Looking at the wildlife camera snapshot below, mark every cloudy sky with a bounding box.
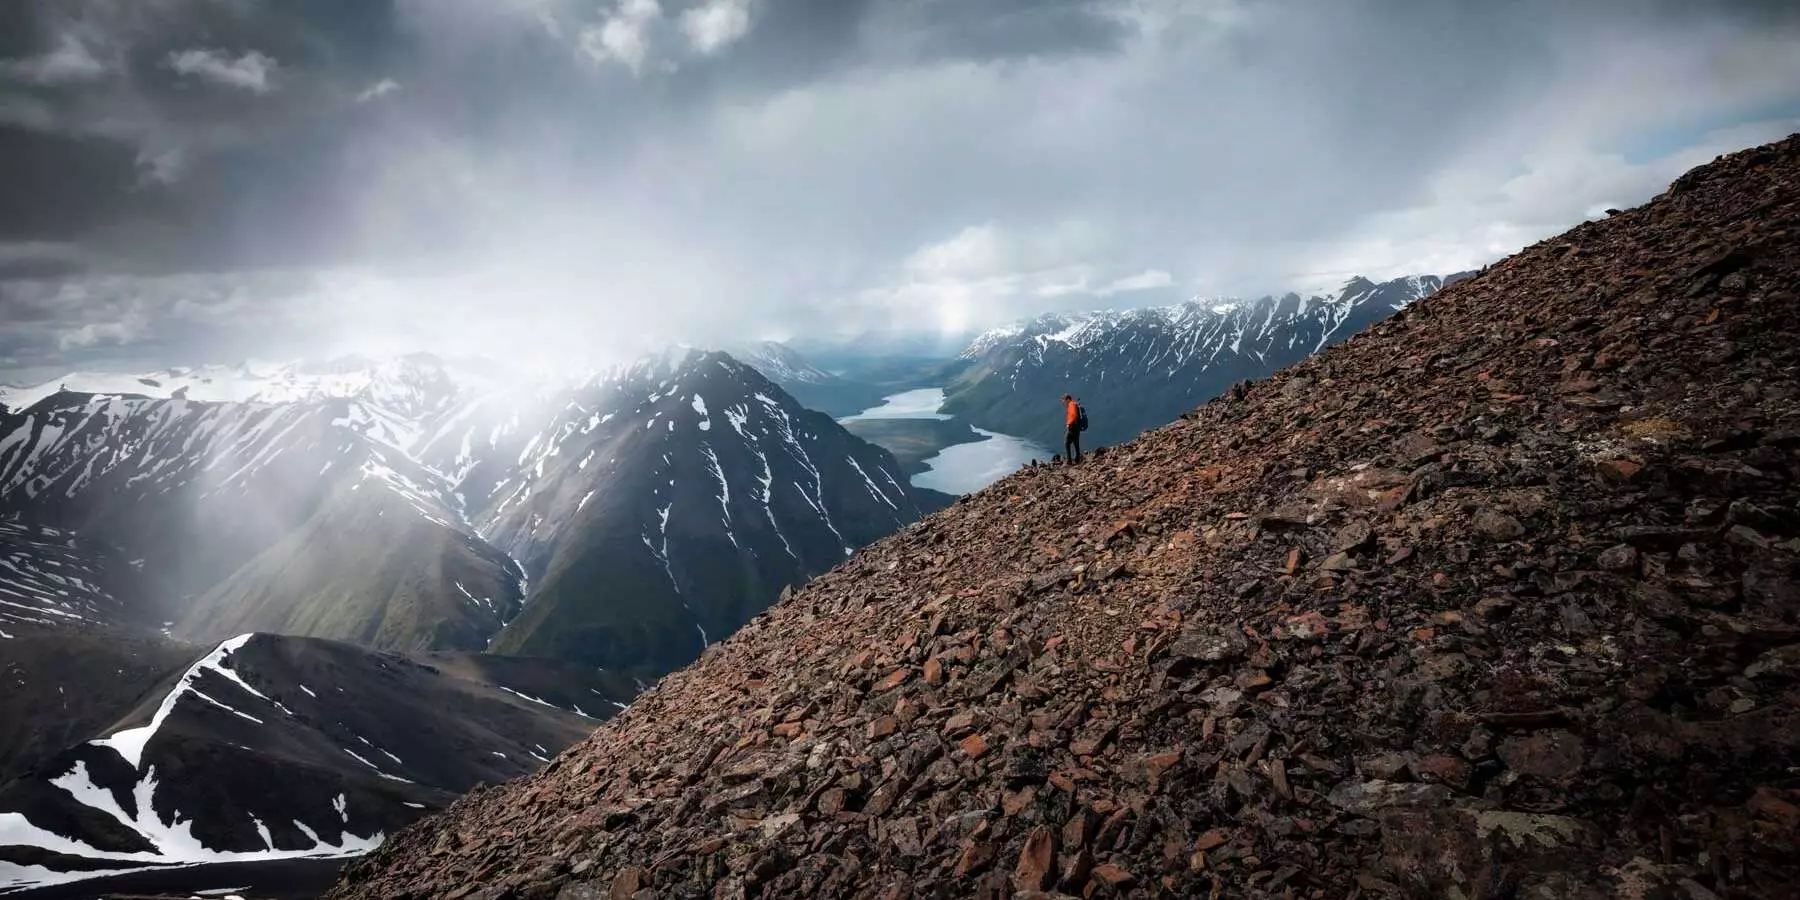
[1,0,1797,378]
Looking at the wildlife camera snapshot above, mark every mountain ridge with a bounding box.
[943,273,1468,449]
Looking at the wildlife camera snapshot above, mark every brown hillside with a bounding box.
[330,134,1800,900]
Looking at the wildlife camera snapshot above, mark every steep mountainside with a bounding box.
[944,274,1466,448]
[0,518,169,638]
[332,135,1800,900]
[0,631,635,894]
[0,392,519,652]
[731,342,887,418]
[476,350,949,678]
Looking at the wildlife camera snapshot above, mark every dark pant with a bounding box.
[1065,426,1081,462]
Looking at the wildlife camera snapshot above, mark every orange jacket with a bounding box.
[1065,397,1079,426]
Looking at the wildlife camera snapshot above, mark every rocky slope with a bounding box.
[943,274,1466,449]
[330,134,1800,900]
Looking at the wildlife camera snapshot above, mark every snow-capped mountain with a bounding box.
[942,273,1468,447]
[0,352,487,414]
[728,341,887,417]
[0,391,519,651]
[469,350,944,676]
[0,352,502,453]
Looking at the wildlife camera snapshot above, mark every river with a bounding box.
[840,388,1050,495]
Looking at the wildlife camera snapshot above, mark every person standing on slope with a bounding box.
[1063,393,1084,464]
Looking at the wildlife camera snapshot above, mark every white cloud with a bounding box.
[1,33,109,84]
[680,0,753,56]
[580,0,663,75]
[56,320,138,350]
[357,79,401,103]
[1292,117,1800,292]
[1100,269,1173,294]
[166,49,278,94]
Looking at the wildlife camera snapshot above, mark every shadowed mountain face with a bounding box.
[329,135,1800,900]
[471,351,948,678]
[0,630,633,893]
[943,274,1469,449]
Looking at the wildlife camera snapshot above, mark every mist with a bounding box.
[2,0,1798,378]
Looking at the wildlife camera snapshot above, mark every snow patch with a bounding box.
[92,634,266,770]
[0,761,383,894]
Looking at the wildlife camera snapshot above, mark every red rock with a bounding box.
[1012,826,1056,891]
[1748,787,1800,832]
[1091,863,1134,887]
[960,733,991,760]
[610,867,648,898]
[1595,456,1644,483]
[1059,847,1095,890]
[1412,753,1472,789]
[1145,750,1181,787]
[1194,829,1228,852]
[876,668,911,691]
[1002,785,1036,816]
[923,657,944,685]
[867,715,898,740]
[1061,811,1090,850]
[1278,611,1330,641]
[954,840,996,878]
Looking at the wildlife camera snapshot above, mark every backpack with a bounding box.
[1075,404,1089,432]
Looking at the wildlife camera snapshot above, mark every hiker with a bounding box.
[1062,393,1084,463]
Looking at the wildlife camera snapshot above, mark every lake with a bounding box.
[838,387,953,421]
[840,389,1050,495]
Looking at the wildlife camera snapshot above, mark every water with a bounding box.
[838,388,952,421]
[912,427,1050,495]
[842,389,1050,494]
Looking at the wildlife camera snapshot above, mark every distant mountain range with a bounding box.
[941,274,1469,448]
[0,349,940,674]
[727,342,888,417]
[0,347,943,894]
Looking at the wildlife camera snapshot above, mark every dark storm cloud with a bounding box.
[1,0,1798,376]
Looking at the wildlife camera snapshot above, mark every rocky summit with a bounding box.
[329,136,1800,899]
